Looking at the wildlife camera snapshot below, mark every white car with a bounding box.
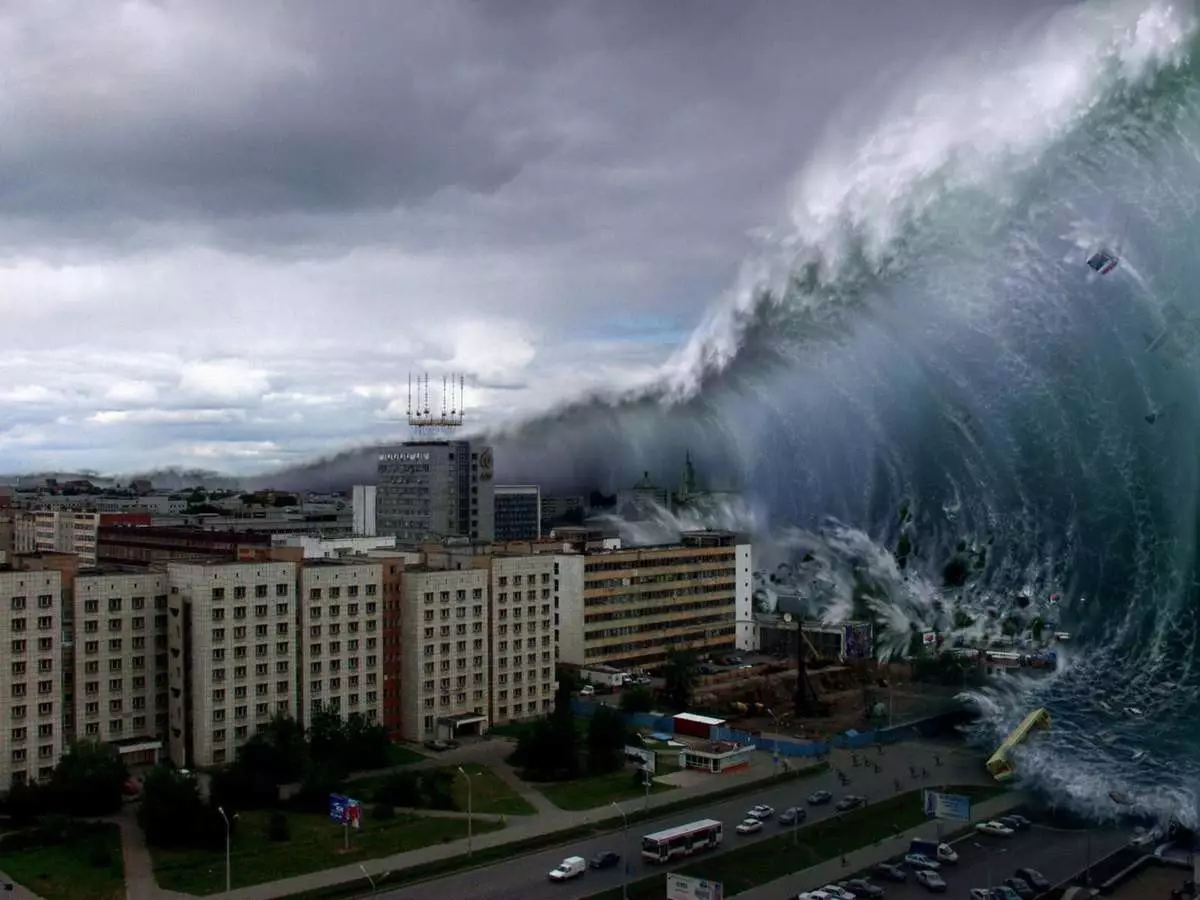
[936,842,958,863]
[579,685,595,696]
[819,885,857,900]
[903,853,940,871]
[735,818,763,835]
[975,820,1014,837]
[915,870,946,892]
[547,856,586,881]
[746,804,775,820]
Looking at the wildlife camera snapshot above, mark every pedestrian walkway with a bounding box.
[732,792,1028,900]
[0,870,45,900]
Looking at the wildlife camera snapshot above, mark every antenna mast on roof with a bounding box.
[406,371,465,439]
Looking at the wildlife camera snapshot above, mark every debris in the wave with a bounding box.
[1096,700,1114,713]
[1145,402,1176,424]
[1109,790,1133,805]
[1124,706,1144,717]
[1131,749,1148,762]
[1086,249,1119,274]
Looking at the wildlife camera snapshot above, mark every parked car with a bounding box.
[873,862,907,883]
[735,818,763,835]
[818,886,856,900]
[808,790,833,805]
[746,804,775,820]
[915,870,947,893]
[589,851,620,870]
[999,815,1030,832]
[904,853,940,871]
[1002,877,1034,899]
[1014,868,1050,891]
[975,820,1014,837]
[778,806,807,826]
[548,857,586,881]
[839,878,885,898]
[579,685,595,697]
[935,842,958,863]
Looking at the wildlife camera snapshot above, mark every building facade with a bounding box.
[0,568,64,787]
[557,531,747,672]
[98,526,274,568]
[166,561,297,768]
[74,570,169,764]
[375,441,495,544]
[352,485,377,537]
[494,485,541,541]
[28,511,101,566]
[488,554,557,726]
[398,566,490,742]
[297,560,384,727]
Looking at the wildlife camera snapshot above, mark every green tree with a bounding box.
[342,712,390,771]
[662,650,697,711]
[51,740,128,817]
[619,685,653,715]
[138,766,222,850]
[307,707,344,771]
[586,706,628,775]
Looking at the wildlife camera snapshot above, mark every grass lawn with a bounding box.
[1,823,125,900]
[350,764,536,816]
[536,769,676,811]
[152,809,504,896]
[387,743,428,766]
[585,784,1008,900]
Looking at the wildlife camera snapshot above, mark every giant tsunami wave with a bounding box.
[266,0,1200,824]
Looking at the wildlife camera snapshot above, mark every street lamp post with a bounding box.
[643,765,652,811]
[611,801,630,900]
[217,806,238,900]
[458,766,474,856]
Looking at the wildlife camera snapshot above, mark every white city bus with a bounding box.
[641,818,724,863]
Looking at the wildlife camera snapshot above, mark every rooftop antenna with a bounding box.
[407,371,466,439]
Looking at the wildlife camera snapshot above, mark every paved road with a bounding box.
[825,823,1132,900]
[384,746,983,900]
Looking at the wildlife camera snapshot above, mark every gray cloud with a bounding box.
[0,0,1075,475]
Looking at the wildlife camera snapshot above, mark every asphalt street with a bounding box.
[825,823,1133,900]
[383,745,979,900]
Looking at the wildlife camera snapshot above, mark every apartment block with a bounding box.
[488,554,557,725]
[166,561,297,768]
[494,485,541,540]
[351,485,377,537]
[361,551,412,738]
[0,568,64,787]
[29,510,101,566]
[399,566,489,742]
[74,571,169,763]
[376,441,495,544]
[297,560,383,728]
[557,531,748,672]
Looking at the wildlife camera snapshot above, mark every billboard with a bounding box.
[625,745,657,774]
[329,793,363,830]
[843,623,873,661]
[667,873,724,900]
[923,790,971,823]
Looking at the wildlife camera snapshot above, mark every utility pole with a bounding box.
[611,801,630,900]
[458,766,474,856]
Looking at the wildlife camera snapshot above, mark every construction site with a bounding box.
[689,625,967,741]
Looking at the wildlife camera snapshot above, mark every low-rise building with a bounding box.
[297,560,384,727]
[166,561,297,768]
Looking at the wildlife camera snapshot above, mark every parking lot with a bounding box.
[817,820,1133,899]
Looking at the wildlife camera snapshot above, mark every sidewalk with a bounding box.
[732,792,1028,900]
[0,870,45,900]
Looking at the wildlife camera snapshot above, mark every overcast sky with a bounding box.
[0,0,1073,476]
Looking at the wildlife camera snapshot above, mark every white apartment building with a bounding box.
[274,534,395,559]
[298,560,384,727]
[399,567,489,742]
[73,571,169,764]
[30,511,100,566]
[352,485,377,537]
[0,569,63,787]
[166,561,297,768]
[489,555,557,726]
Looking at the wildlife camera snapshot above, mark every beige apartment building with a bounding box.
[398,566,490,743]
[0,568,64,787]
[166,561,297,768]
[28,511,100,567]
[488,554,557,726]
[73,571,169,764]
[557,531,749,672]
[298,560,384,727]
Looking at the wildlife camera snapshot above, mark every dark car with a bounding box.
[589,851,620,870]
[1003,877,1034,899]
[1015,868,1050,891]
[1000,815,1031,832]
[778,806,807,826]
[841,877,885,897]
[808,790,833,805]
[874,862,908,883]
[835,794,866,812]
